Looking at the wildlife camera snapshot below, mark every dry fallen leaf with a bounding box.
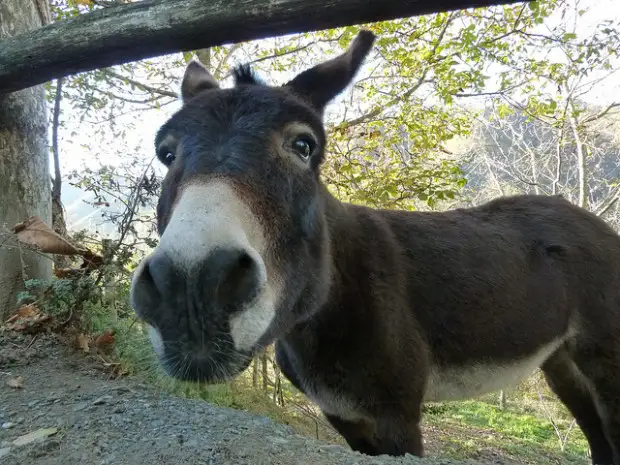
[77,333,90,354]
[5,305,38,324]
[12,216,80,255]
[94,329,116,355]
[4,305,53,334]
[7,376,24,389]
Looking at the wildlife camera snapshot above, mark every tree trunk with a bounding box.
[0,0,52,318]
[568,101,588,209]
[272,358,284,406]
[51,78,69,270]
[261,352,269,392]
[252,358,259,388]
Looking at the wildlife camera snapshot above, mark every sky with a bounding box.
[53,0,620,235]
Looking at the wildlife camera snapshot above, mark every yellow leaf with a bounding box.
[12,428,58,447]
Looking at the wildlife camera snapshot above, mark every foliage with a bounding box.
[17,277,96,319]
[47,0,564,217]
[460,0,620,218]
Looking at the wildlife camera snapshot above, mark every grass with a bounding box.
[86,308,591,464]
[422,398,589,464]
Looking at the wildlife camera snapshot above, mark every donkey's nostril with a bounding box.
[237,252,254,271]
[130,253,178,321]
[200,249,263,311]
[144,253,177,299]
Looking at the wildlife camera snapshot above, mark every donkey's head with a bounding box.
[130,31,375,382]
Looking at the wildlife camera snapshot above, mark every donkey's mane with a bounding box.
[232,64,263,86]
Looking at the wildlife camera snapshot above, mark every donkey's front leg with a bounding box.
[323,414,378,456]
[324,411,423,457]
[373,409,424,457]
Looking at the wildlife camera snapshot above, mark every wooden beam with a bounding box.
[0,0,526,94]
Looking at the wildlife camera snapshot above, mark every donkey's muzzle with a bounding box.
[135,248,264,316]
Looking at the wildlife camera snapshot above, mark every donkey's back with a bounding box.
[384,193,620,336]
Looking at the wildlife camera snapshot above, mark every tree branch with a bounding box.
[331,11,458,131]
[594,184,620,217]
[213,43,243,80]
[101,69,178,98]
[219,41,321,79]
[582,102,620,125]
[92,85,172,104]
[332,79,428,130]
[0,0,522,94]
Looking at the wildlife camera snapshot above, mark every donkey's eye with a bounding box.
[291,136,316,161]
[158,147,176,166]
[164,152,176,164]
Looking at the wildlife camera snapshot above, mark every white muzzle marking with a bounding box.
[153,180,278,352]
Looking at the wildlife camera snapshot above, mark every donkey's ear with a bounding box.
[284,30,375,113]
[181,60,220,102]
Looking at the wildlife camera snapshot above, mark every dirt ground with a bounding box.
[0,330,514,465]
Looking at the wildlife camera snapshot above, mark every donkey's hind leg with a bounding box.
[542,348,614,465]
[569,337,620,465]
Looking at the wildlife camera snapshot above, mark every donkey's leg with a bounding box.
[323,414,377,456]
[373,410,424,457]
[369,358,426,456]
[571,339,620,464]
[542,348,614,465]
[325,409,423,457]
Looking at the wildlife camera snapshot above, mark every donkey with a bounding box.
[130,30,620,463]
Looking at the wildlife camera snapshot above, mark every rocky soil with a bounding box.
[0,331,494,465]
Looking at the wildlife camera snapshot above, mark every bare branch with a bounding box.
[101,69,178,98]
[595,184,620,217]
[582,102,620,125]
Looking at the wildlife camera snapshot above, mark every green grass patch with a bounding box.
[423,399,590,464]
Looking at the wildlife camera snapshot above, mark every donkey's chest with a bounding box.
[302,378,367,422]
[276,340,367,421]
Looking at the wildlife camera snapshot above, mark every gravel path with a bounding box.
[0,331,489,465]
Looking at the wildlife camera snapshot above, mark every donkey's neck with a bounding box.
[292,187,398,335]
[278,189,410,384]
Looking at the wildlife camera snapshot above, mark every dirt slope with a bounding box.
[0,331,491,465]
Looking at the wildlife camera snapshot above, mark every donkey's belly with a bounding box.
[423,337,566,402]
